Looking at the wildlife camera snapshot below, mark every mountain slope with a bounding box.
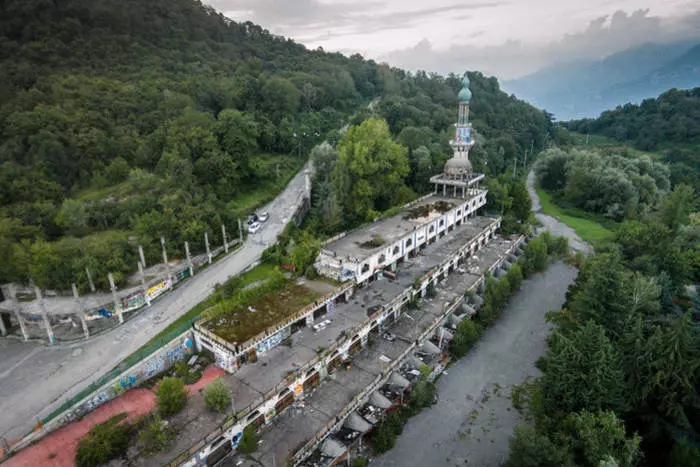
[564,86,700,188]
[0,0,554,291]
[504,40,700,120]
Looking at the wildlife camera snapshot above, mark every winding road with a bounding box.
[0,163,310,442]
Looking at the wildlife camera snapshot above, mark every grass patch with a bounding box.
[227,154,305,214]
[205,282,319,343]
[535,185,614,245]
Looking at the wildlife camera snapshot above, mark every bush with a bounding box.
[507,263,523,293]
[450,318,483,358]
[155,376,188,416]
[138,414,174,455]
[76,413,131,467]
[204,377,231,413]
[172,361,202,385]
[237,425,258,454]
[372,421,396,454]
[353,457,369,467]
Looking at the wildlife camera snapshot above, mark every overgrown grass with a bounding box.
[535,185,614,245]
[205,281,319,343]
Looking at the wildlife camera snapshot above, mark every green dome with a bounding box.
[458,86,472,103]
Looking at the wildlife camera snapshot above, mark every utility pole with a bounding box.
[138,245,147,269]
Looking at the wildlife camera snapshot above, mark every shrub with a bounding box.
[450,318,483,358]
[237,425,258,454]
[372,421,396,454]
[155,376,188,416]
[353,457,369,467]
[138,414,174,455]
[204,377,231,413]
[172,361,201,385]
[75,413,131,467]
[507,263,523,293]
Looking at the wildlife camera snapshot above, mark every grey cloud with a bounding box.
[211,0,505,39]
[381,9,700,79]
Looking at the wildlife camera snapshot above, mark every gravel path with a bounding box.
[526,170,592,255]
[370,262,578,467]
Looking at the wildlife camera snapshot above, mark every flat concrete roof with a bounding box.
[246,235,522,465]
[323,195,470,260]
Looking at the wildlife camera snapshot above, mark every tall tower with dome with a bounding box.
[430,72,485,197]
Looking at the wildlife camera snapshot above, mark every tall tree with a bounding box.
[540,321,626,417]
[332,118,410,225]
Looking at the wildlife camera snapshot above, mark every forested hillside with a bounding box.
[564,87,700,188]
[0,0,553,291]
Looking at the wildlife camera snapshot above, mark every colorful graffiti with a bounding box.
[256,332,283,355]
[147,279,172,301]
[121,293,145,313]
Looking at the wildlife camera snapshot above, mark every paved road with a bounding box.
[527,169,592,255]
[371,262,578,467]
[0,163,310,441]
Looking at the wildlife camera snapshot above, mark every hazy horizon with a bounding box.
[208,0,700,80]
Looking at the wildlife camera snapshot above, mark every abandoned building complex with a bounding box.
[174,73,530,467]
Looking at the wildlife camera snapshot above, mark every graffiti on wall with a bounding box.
[121,293,145,313]
[147,279,172,301]
[143,337,193,378]
[256,332,283,355]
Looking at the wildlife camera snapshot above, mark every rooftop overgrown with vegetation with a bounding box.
[201,268,322,343]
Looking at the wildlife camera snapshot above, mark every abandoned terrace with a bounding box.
[149,215,513,465]
[234,233,520,467]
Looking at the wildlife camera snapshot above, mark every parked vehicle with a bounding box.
[247,213,258,225]
[312,319,332,332]
[257,211,269,222]
[248,221,261,234]
[381,331,396,342]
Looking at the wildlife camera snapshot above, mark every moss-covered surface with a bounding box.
[205,282,319,343]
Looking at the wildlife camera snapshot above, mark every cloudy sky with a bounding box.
[208,0,700,79]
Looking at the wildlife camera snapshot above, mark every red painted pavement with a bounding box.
[4,364,224,467]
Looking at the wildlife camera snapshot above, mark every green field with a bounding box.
[535,185,615,245]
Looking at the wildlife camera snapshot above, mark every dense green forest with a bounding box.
[563,87,700,188]
[509,152,699,464]
[0,0,554,291]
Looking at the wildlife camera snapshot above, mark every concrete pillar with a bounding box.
[10,285,28,341]
[185,241,194,277]
[221,224,228,253]
[237,218,243,244]
[72,283,90,339]
[160,236,172,282]
[138,245,147,269]
[0,310,6,336]
[34,285,55,345]
[138,261,151,307]
[204,232,212,265]
[442,184,446,196]
[108,273,124,324]
[85,267,96,293]
[14,310,28,341]
[305,313,314,327]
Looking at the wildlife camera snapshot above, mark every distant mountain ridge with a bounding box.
[503,40,700,120]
